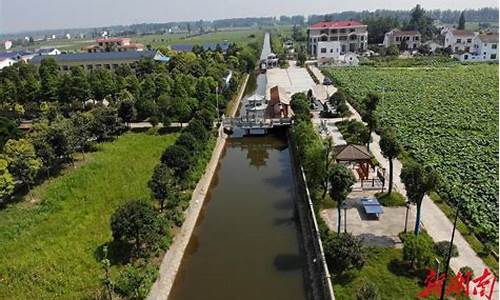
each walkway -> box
[310,65,498,299]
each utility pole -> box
[439,200,461,300]
[404,201,411,233]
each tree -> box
[290,93,310,121]
[148,164,179,211]
[3,138,42,191]
[325,233,366,274]
[0,117,20,148]
[458,11,466,30]
[118,99,137,125]
[329,164,356,233]
[0,158,15,201]
[88,69,116,101]
[386,44,400,56]
[402,233,434,269]
[379,128,402,195]
[405,4,436,40]
[185,119,209,142]
[39,58,60,101]
[363,15,400,44]
[161,145,191,178]
[401,161,439,236]
[70,112,94,157]
[88,107,125,142]
[111,200,163,256]
[363,113,378,150]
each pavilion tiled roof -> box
[334,144,372,161]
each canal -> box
[168,33,309,300]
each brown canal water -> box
[168,134,308,300]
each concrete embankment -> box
[147,74,249,300]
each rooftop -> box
[0,51,33,60]
[30,50,169,64]
[450,29,476,37]
[96,37,130,43]
[170,42,230,53]
[390,29,421,37]
[477,33,499,43]
[334,144,372,161]
[309,20,366,30]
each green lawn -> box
[333,248,425,299]
[0,132,176,299]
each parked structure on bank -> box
[30,50,169,72]
[383,29,421,49]
[307,20,368,58]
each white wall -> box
[317,41,340,59]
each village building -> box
[30,50,169,72]
[0,57,16,70]
[307,20,368,57]
[265,86,293,118]
[0,51,35,63]
[444,29,477,52]
[82,37,144,53]
[35,48,61,56]
[383,29,421,49]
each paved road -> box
[311,65,498,299]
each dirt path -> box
[147,74,249,300]
[309,65,497,299]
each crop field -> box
[0,133,176,299]
[324,64,499,242]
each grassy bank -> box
[0,133,176,299]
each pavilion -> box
[334,144,373,180]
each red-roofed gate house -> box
[307,20,368,57]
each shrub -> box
[356,278,380,300]
[375,191,406,207]
[403,233,434,270]
[434,240,459,259]
[324,232,366,274]
[114,264,158,300]
[459,266,474,279]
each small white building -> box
[3,40,12,50]
[36,48,61,56]
[472,33,498,61]
[316,41,341,59]
[0,58,16,70]
[383,29,421,49]
[444,29,477,52]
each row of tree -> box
[106,111,217,299]
[0,41,258,123]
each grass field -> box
[325,64,499,244]
[0,132,176,299]
[13,29,262,52]
[333,248,426,299]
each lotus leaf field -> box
[325,64,499,243]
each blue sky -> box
[0,0,498,33]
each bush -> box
[375,191,406,207]
[324,232,366,274]
[459,266,474,279]
[434,240,459,259]
[114,264,158,300]
[356,278,380,300]
[403,233,434,270]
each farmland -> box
[0,133,176,299]
[324,64,499,243]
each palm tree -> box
[379,128,402,195]
[329,164,356,233]
[401,161,439,236]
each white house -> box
[308,20,368,57]
[383,29,421,49]
[472,33,498,61]
[0,58,16,70]
[36,48,61,56]
[316,41,341,59]
[3,40,12,50]
[444,29,477,52]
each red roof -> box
[96,37,130,43]
[309,20,365,30]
